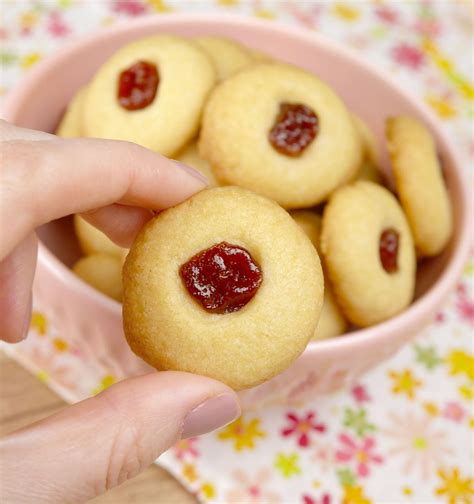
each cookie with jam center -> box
[320,181,416,327]
[83,35,216,156]
[199,63,362,208]
[123,186,324,390]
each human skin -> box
[0,120,241,503]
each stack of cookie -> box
[72,215,127,301]
[58,34,452,388]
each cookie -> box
[320,181,416,327]
[74,215,125,258]
[245,47,273,63]
[386,116,452,256]
[73,253,122,301]
[313,286,348,341]
[120,247,129,266]
[83,35,216,156]
[351,114,383,184]
[356,161,383,185]
[194,36,254,81]
[291,210,348,340]
[123,186,324,390]
[199,63,362,208]
[56,86,87,138]
[175,141,217,186]
[291,210,322,251]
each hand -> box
[0,121,240,503]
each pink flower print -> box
[414,18,442,37]
[173,437,199,461]
[443,402,466,423]
[336,433,383,477]
[303,493,331,504]
[311,441,337,472]
[383,411,453,480]
[351,384,371,403]
[392,43,425,70]
[227,468,280,504]
[435,311,445,323]
[345,33,370,51]
[47,12,70,38]
[281,411,326,447]
[455,290,474,325]
[287,371,320,405]
[20,26,32,37]
[469,139,474,159]
[113,0,148,16]
[375,6,399,25]
[282,4,322,30]
[457,283,467,296]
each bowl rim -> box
[2,12,472,355]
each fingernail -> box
[172,160,209,186]
[182,393,241,438]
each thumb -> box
[0,372,240,503]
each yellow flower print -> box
[422,38,474,100]
[92,375,116,395]
[30,311,47,335]
[217,416,266,451]
[21,52,41,69]
[464,261,474,276]
[274,452,301,478]
[342,484,372,504]
[426,95,456,119]
[402,486,413,496]
[254,9,275,20]
[388,369,422,399]
[52,338,68,352]
[436,467,474,504]
[446,350,474,381]
[332,3,360,21]
[200,482,215,499]
[146,0,172,12]
[101,16,115,27]
[217,0,239,6]
[182,463,198,483]
[20,11,38,30]
[458,384,473,401]
[36,370,49,383]
[469,418,474,429]
[423,401,439,416]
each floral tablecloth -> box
[1,1,473,503]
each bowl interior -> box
[7,16,463,312]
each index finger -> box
[0,135,207,258]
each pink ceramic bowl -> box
[2,14,471,408]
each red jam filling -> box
[379,228,399,274]
[179,242,263,314]
[268,102,319,157]
[117,61,159,111]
